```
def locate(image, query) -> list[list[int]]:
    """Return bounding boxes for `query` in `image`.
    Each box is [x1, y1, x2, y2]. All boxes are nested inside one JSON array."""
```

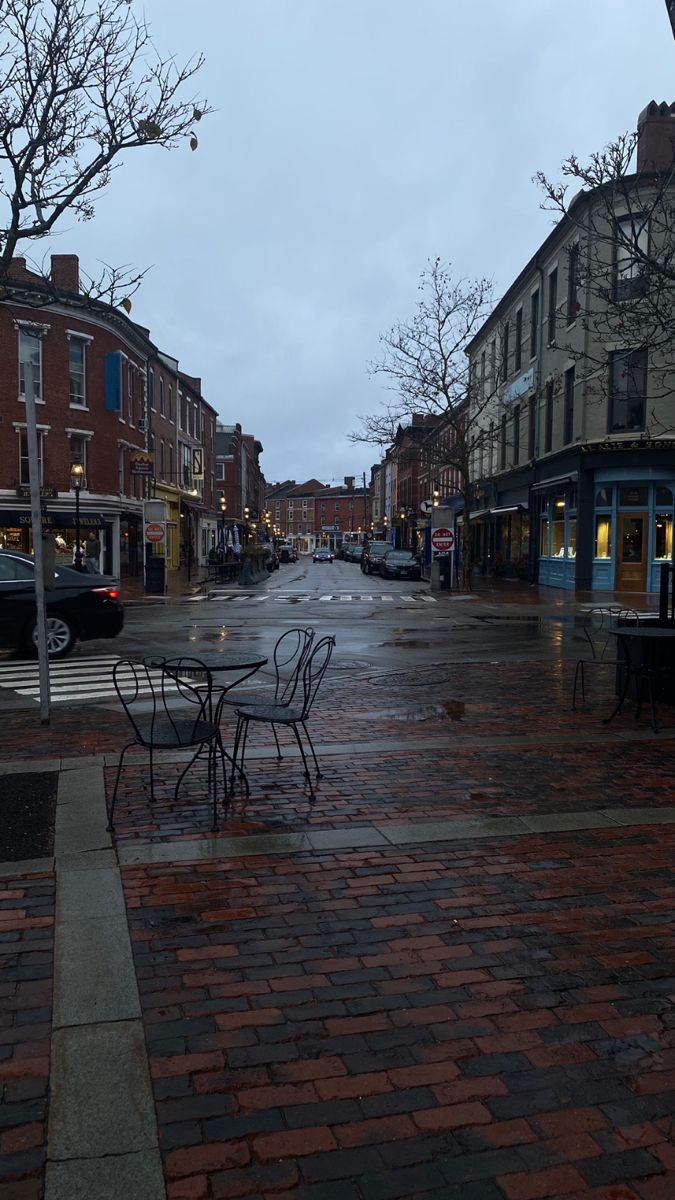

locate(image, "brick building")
[[265, 478, 368, 553], [0, 254, 218, 580]]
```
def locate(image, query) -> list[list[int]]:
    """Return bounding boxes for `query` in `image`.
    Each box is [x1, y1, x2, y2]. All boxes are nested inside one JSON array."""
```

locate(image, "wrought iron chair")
[[231, 635, 336, 799], [604, 615, 667, 734], [572, 606, 638, 710], [220, 627, 315, 758], [108, 657, 228, 833]]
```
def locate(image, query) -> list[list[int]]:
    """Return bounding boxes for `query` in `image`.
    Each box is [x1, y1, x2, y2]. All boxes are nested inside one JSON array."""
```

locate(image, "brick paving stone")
[[0, 874, 53, 1200], [119, 824, 675, 1197]]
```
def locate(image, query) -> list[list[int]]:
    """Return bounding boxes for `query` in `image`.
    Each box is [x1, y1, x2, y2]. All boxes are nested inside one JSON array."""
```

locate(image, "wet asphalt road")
[[118, 556, 573, 674], [0, 558, 578, 710]]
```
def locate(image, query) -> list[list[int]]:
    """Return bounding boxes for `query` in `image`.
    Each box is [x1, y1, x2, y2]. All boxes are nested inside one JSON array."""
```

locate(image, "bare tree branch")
[[0, 0, 210, 281]]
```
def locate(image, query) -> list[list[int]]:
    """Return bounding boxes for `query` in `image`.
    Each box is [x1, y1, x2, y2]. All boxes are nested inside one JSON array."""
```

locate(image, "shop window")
[[619, 485, 648, 507], [19, 330, 42, 400], [595, 487, 613, 507], [540, 517, 550, 556], [595, 515, 612, 559], [656, 486, 673, 506], [18, 429, 43, 485], [551, 499, 565, 556], [654, 513, 673, 561], [610, 349, 647, 432], [69, 338, 86, 406], [567, 517, 577, 558]]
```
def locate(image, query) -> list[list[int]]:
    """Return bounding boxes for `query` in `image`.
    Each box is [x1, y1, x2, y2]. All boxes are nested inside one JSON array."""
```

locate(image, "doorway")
[[616, 513, 647, 592]]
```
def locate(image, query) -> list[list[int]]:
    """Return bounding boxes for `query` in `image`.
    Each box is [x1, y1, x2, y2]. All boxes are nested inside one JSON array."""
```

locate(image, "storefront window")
[[567, 517, 577, 558], [656, 486, 673, 507], [596, 487, 613, 506], [540, 517, 550, 556], [654, 513, 673, 561], [551, 498, 565, 556], [595, 515, 612, 559]]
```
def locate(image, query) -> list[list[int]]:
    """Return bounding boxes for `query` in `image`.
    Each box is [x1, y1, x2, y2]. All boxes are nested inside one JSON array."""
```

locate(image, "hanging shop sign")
[[130, 450, 154, 476]]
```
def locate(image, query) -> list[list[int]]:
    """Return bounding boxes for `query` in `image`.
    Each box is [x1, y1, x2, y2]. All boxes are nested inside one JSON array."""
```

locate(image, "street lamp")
[[433, 481, 440, 508], [243, 505, 250, 543], [219, 494, 226, 556], [70, 462, 85, 571]]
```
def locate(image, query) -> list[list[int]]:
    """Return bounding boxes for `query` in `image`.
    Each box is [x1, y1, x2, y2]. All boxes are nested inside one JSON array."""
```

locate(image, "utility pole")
[[363, 471, 368, 537], [25, 352, 51, 723]]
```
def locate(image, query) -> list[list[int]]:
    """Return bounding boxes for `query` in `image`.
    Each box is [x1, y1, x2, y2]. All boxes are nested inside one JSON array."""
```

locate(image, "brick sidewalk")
[[3, 625, 675, 1197]]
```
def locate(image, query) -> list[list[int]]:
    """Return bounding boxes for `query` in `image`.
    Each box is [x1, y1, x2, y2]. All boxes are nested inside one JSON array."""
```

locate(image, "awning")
[[490, 505, 527, 516], [0, 509, 107, 528], [531, 472, 578, 492], [468, 508, 490, 521]]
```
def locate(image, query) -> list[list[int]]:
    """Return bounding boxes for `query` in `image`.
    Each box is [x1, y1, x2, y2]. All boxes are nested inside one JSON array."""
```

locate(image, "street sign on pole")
[[25, 358, 51, 723], [431, 527, 455, 553]]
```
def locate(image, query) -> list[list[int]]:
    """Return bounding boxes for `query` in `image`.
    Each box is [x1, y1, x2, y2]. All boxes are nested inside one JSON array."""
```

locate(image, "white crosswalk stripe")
[[0, 654, 177, 705], [208, 590, 436, 604]]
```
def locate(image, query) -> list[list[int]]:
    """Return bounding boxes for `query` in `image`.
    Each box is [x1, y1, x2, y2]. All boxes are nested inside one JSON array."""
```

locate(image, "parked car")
[[313, 548, 334, 563], [378, 550, 421, 581], [0, 550, 124, 658], [360, 541, 391, 574], [345, 543, 363, 563]]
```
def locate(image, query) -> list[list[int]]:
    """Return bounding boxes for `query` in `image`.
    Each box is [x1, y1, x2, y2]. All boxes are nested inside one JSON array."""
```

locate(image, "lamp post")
[[70, 462, 85, 570], [219, 494, 227, 556], [244, 505, 250, 544]]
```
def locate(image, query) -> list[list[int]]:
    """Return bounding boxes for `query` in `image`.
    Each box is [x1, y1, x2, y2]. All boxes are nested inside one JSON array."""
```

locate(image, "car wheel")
[[25, 614, 76, 659]]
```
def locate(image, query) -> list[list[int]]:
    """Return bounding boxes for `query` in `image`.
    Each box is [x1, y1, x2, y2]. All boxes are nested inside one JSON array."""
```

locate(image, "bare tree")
[[351, 258, 497, 587], [0, 0, 209, 305], [535, 122, 675, 435]]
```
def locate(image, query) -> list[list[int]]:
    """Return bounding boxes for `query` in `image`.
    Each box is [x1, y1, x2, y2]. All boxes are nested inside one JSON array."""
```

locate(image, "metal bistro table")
[[606, 625, 675, 733], [170, 650, 268, 795]]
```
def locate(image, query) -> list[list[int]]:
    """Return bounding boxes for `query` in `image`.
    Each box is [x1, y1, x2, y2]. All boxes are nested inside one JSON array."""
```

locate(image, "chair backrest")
[[297, 635, 335, 719], [160, 656, 225, 722], [113, 657, 212, 745], [273, 627, 315, 703], [580, 606, 622, 661]]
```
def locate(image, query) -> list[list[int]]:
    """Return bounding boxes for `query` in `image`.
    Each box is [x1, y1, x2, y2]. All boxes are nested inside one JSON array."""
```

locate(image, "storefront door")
[[616, 513, 647, 592]]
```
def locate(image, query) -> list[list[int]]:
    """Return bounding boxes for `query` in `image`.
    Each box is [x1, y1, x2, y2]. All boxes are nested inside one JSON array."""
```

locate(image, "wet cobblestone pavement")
[[4, 598, 675, 1198]]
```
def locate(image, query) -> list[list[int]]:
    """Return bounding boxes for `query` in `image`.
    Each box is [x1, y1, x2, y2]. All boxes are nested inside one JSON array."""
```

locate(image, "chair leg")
[[174, 744, 204, 801], [648, 678, 659, 734], [210, 740, 219, 833], [291, 723, 314, 797], [230, 715, 243, 790], [301, 720, 321, 778], [272, 725, 282, 759], [217, 732, 229, 812], [107, 741, 134, 831]]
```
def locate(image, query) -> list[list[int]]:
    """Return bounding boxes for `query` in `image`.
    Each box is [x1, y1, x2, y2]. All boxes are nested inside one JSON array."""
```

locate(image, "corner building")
[[467, 102, 675, 595]]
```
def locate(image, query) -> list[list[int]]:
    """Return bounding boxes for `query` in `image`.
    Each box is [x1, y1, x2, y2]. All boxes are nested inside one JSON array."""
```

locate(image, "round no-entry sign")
[[145, 522, 165, 543], [431, 527, 455, 553]]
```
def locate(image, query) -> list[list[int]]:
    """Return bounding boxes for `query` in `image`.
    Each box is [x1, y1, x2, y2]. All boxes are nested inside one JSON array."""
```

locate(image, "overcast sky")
[[45, 0, 675, 486]]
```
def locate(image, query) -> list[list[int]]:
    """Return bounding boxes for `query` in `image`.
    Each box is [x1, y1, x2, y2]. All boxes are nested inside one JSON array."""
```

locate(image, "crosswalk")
[[208, 590, 437, 604], [0, 654, 175, 706]]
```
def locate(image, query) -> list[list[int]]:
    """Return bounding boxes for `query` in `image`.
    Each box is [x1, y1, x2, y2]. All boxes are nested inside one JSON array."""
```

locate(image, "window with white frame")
[[69, 338, 87, 406], [159, 377, 165, 416], [69, 434, 87, 475], [615, 214, 649, 301], [19, 329, 42, 401], [18, 429, 44, 485]]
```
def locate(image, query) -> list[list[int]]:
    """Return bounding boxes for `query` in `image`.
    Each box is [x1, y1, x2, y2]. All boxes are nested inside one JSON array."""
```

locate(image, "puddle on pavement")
[[356, 702, 463, 723], [377, 640, 433, 649]]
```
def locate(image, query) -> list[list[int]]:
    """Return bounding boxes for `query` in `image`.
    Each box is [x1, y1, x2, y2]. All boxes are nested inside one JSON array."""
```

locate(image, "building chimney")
[[637, 100, 675, 172], [50, 254, 79, 294], [6, 257, 29, 280]]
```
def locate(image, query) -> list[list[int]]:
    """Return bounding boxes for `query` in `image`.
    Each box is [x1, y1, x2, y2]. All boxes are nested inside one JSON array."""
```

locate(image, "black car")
[[378, 550, 421, 580], [0, 550, 124, 658], [313, 548, 334, 563], [360, 542, 391, 574]]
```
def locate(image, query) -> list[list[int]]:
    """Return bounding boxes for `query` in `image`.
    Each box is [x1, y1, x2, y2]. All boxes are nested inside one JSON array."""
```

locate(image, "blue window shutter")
[[105, 352, 122, 411]]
